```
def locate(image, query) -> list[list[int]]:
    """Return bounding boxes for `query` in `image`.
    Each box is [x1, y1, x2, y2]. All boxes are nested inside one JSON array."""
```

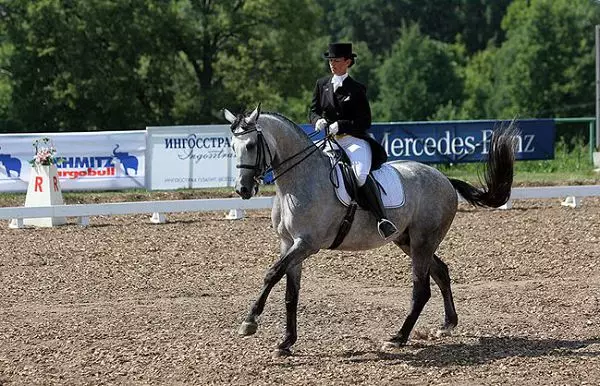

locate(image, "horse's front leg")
[[238, 238, 316, 338], [275, 262, 303, 357]]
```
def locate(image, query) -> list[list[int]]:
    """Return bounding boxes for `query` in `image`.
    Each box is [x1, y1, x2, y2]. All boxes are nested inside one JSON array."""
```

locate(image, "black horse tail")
[[449, 121, 519, 208]]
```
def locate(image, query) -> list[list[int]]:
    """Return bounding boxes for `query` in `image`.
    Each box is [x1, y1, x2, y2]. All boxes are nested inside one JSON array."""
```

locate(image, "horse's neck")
[[261, 115, 331, 196]]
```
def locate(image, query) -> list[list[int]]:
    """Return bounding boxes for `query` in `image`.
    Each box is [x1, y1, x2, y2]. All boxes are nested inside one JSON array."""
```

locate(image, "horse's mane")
[[262, 111, 309, 139]]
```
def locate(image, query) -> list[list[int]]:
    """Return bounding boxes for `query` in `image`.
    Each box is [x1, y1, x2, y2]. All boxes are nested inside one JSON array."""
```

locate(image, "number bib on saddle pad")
[[329, 158, 406, 208]]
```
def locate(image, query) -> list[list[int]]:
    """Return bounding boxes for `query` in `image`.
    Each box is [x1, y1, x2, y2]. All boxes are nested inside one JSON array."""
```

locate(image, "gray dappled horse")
[[224, 105, 517, 357]]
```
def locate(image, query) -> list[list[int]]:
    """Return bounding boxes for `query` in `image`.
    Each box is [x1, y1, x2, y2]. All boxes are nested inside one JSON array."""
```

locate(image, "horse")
[[224, 105, 518, 357]]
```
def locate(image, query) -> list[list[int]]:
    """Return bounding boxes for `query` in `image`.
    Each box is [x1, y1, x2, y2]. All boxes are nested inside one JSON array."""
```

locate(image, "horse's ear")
[[223, 109, 236, 124], [246, 103, 261, 124]]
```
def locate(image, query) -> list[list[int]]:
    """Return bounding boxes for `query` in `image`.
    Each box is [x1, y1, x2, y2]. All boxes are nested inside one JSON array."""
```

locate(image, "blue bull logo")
[[113, 144, 138, 175], [0, 146, 22, 178]]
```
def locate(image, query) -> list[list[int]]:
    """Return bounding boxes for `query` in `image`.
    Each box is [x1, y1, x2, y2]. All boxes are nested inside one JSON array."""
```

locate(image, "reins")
[[232, 119, 338, 184], [266, 131, 323, 183]]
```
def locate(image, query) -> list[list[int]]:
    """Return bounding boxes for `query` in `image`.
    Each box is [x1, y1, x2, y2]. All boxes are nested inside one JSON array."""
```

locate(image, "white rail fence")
[[0, 185, 599, 228], [503, 185, 600, 206], [0, 197, 274, 228]]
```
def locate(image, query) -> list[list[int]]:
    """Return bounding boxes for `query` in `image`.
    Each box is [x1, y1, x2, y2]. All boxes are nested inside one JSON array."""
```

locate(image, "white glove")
[[328, 121, 339, 135], [315, 118, 327, 132]]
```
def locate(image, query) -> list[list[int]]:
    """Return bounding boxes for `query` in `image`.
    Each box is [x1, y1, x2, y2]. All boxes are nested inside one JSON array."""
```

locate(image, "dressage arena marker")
[[22, 164, 66, 227], [1, 185, 599, 228]]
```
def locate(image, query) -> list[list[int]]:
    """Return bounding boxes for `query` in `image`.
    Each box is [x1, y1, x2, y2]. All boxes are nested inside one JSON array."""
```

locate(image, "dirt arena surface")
[[0, 196, 599, 385]]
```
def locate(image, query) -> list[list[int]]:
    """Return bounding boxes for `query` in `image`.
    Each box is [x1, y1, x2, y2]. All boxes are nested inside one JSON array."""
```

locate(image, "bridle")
[[230, 117, 324, 184], [232, 121, 273, 183]]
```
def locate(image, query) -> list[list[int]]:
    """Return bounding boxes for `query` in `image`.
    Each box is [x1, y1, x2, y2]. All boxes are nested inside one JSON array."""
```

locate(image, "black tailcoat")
[[309, 75, 387, 170]]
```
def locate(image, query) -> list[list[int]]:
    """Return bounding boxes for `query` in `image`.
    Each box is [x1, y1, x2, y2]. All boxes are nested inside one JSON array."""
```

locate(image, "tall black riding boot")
[[358, 174, 398, 239]]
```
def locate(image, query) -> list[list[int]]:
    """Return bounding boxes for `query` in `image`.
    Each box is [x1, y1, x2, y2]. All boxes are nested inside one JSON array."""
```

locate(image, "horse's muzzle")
[[235, 183, 258, 200], [236, 186, 252, 199]]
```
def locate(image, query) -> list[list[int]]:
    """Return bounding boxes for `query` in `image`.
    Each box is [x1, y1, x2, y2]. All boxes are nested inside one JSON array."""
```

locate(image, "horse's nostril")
[[239, 186, 249, 194]]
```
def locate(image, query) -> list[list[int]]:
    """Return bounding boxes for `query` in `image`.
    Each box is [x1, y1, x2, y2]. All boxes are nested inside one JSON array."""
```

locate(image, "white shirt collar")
[[331, 73, 348, 85]]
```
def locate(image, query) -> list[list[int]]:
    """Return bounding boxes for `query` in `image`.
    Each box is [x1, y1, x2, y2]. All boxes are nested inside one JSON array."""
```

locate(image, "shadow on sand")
[[337, 336, 600, 367]]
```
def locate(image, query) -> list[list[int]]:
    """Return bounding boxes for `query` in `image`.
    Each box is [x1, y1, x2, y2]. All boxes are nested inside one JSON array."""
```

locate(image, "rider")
[[308, 42, 398, 240]]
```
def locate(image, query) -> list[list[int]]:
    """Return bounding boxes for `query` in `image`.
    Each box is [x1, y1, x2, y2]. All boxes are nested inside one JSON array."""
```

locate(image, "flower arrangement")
[[30, 137, 62, 167]]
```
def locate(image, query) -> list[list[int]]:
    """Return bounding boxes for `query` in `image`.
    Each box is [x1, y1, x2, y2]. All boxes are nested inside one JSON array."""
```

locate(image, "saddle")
[[326, 151, 405, 249], [327, 151, 405, 208]]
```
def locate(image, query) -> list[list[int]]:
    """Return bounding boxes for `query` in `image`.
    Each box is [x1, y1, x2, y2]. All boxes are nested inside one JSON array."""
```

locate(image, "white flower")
[[30, 138, 61, 166]]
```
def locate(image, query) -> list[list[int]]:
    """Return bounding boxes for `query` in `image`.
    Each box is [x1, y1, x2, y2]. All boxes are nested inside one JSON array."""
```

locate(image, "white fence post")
[[150, 212, 167, 224], [225, 209, 245, 220], [560, 196, 581, 208], [8, 218, 23, 229]]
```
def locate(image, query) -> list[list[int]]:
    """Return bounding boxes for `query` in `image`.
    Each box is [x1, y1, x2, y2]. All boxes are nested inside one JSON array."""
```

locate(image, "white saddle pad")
[[330, 161, 405, 208]]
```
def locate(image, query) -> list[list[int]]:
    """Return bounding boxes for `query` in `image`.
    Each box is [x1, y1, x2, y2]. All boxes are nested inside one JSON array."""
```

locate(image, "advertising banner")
[[145, 125, 236, 190], [370, 119, 556, 163], [301, 119, 555, 162], [0, 119, 556, 193], [0, 131, 145, 193]]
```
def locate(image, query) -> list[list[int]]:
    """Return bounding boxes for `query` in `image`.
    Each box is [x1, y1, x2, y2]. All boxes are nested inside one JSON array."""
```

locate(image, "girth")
[[328, 151, 360, 249]]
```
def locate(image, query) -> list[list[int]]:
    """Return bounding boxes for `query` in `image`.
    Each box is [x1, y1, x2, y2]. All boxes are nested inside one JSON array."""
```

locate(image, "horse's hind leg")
[[430, 254, 458, 336], [389, 241, 458, 346], [384, 237, 434, 348]]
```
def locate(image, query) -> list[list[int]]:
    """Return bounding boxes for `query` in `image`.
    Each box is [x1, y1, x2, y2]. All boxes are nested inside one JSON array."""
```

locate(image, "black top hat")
[[322, 43, 357, 59]]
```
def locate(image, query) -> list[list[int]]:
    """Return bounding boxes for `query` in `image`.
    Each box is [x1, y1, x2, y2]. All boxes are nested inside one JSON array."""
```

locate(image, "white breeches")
[[324, 135, 371, 186]]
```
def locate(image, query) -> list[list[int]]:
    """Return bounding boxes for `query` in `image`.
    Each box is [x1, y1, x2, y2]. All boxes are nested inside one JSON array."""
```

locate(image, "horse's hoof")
[[435, 326, 454, 338], [238, 321, 258, 336], [273, 348, 292, 358], [381, 340, 405, 351]]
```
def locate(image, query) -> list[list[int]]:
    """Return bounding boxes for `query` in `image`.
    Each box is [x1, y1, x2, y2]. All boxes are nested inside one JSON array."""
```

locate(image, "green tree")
[[0, 6, 15, 131], [0, 0, 323, 131], [485, 0, 600, 118], [372, 24, 464, 121], [163, 0, 322, 124], [457, 47, 498, 119], [455, 0, 512, 53], [1, 0, 179, 132], [318, 0, 512, 56]]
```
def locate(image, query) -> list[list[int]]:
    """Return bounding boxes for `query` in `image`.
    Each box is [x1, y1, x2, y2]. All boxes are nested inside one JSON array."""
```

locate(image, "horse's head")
[[224, 104, 268, 199]]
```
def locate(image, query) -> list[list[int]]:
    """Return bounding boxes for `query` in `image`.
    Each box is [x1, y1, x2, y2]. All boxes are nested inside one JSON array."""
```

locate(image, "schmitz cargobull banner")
[[0, 131, 145, 193], [145, 125, 236, 190]]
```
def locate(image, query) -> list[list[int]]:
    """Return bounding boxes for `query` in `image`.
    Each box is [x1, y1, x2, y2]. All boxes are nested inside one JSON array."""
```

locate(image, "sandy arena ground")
[[0, 196, 599, 385]]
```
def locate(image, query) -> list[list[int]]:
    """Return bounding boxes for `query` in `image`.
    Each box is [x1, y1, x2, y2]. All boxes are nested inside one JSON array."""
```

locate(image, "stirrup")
[[377, 219, 398, 240]]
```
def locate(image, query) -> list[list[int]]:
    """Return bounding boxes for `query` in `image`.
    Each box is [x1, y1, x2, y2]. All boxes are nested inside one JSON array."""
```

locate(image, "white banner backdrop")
[[146, 125, 236, 190], [0, 131, 145, 193]]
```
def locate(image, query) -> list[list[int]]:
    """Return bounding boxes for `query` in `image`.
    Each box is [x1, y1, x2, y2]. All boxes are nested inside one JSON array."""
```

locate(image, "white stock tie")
[[332, 74, 347, 92], [333, 79, 342, 92]]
